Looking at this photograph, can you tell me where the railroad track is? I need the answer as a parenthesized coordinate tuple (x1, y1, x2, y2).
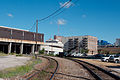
(22, 56, 59, 80)
(48, 56, 59, 80)
(68, 58, 120, 80)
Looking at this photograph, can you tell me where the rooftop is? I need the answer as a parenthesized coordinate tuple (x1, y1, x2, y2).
(0, 26, 29, 32)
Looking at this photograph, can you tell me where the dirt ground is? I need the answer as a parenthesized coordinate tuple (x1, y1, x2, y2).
(75, 58, 120, 75)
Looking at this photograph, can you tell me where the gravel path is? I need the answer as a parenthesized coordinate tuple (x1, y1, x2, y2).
(0, 55, 30, 71)
(52, 57, 93, 80)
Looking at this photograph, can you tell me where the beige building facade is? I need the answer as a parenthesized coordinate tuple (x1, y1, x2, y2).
(54, 35, 98, 55)
(84, 36, 98, 55)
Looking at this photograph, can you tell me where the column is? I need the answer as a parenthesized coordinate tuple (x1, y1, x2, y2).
(31, 44, 35, 54)
(8, 42, 12, 54)
(38, 45, 41, 51)
(20, 43, 23, 54)
(47, 51, 49, 54)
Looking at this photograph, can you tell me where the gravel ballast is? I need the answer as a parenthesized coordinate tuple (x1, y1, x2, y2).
(52, 57, 93, 80)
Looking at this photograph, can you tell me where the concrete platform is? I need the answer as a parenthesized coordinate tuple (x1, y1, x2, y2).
(0, 55, 30, 71)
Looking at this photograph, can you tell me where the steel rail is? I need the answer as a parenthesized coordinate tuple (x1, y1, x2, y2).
(39, 56, 59, 80)
(25, 56, 50, 80)
(24, 56, 59, 80)
(67, 58, 120, 80)
(68, 58, 102, 80)
(79, 59, 120, 80)
(49, 57, 59, 80)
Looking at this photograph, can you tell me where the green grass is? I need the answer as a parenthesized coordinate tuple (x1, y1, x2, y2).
(32, 70, 49, 80)
(0, 52, 8, 56)
(49, 64, 54, 69)
(16, 54, 23, 56)
(9, 53, 16, 55)
(0, 59, 42, 78)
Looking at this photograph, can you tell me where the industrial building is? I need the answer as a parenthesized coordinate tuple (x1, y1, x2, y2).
(54, 35, 98, 55)
(98, 46, 120, 54)
(40, 39, 63, 55)
(0, 26, 44, 54)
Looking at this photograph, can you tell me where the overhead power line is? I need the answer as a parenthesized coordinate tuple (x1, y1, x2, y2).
(29, 0, 80, 31)
(29, 22, 36, 32)
(28, 0, 72, 31)
(52, 0, 80, 18)
(38, 0, 72, 22)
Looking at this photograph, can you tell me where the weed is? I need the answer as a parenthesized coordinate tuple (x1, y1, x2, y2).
(0, 59, 42, 78)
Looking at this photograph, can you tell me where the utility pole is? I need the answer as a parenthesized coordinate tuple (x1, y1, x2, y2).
(36, 20, 38, 51)
(35, 20, 38, 59)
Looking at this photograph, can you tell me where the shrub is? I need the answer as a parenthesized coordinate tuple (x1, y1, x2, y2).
(9, 53, 16, 55)
(16, 54, 23, 56)
(39, 48, 45, 54)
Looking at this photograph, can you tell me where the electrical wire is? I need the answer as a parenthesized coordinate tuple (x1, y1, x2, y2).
(28, 22, 36, 32)
(38, 0, 72, 22)
(28, 0, 72, 31)
(29, 0, 80, 31)
(52, 0, 80, 18)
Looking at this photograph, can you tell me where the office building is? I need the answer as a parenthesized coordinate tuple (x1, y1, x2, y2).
(54, 35, 98, 55)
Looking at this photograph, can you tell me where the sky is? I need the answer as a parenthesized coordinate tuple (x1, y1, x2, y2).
(0, 0, 120, 44)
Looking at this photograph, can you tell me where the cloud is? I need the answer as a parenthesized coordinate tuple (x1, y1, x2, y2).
(7, 13, 13, 18)
(50, 21, 53, 24)
(59, 1, 73, 8)
(57, 19, 66, 25)
(82, 14, 87, 18)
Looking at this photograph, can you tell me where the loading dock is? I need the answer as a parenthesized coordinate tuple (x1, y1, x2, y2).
(0, 26, 44, 54)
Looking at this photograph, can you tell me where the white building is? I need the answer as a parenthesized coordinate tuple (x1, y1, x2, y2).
(40, 39, 63, 55)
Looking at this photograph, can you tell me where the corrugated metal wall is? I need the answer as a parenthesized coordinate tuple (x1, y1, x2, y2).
(0, 27, 44, 42)
(24, 31, 34, 41)
(12, 29, 24, 40)
(0, 27, 11, 38)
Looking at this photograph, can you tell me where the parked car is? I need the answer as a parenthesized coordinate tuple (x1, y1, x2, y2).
(108, 55, 120, 63)
(101, 54, 120, 63)
(94, 54, 105, 59)
(101, 54, 112, 62)
(71, 52, 87, 57)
